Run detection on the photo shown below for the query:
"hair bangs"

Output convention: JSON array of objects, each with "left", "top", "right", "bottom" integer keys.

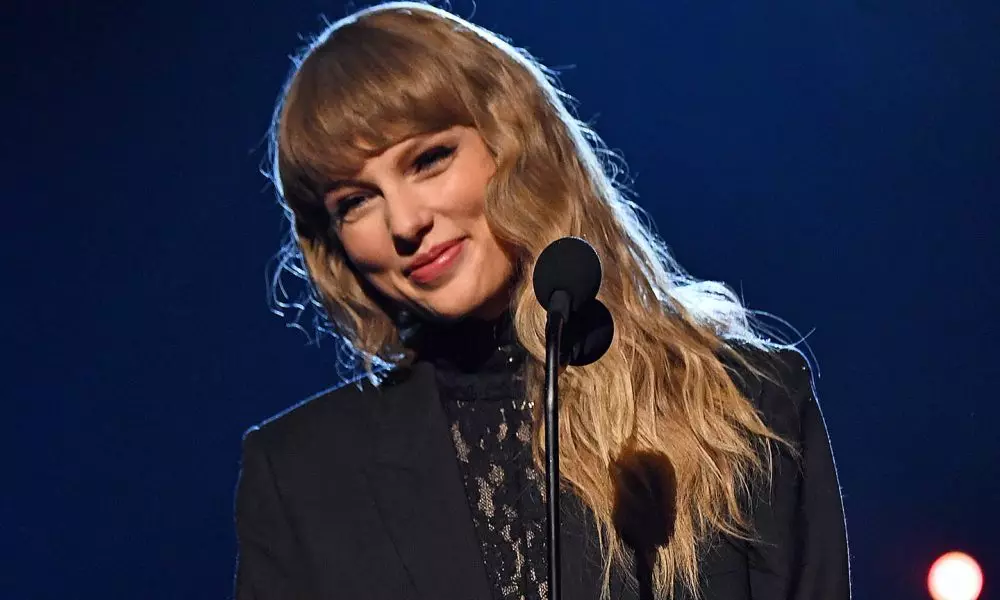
[{"left": 278, "top": 20, "right": 478, "bottom": 210}]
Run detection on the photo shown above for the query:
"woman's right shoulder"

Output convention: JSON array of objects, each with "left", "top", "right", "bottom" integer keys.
[{"left": 240, "top": 365, "right": 413, "bottom": 462}]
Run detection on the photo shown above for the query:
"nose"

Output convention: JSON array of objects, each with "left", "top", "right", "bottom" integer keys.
[{"left": 384, "top": 185, "right": 433, "bottom": 255}]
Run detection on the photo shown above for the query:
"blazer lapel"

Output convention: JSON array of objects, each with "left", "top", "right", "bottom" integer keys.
[
  {"left": 364, "top": 361, "right": 640, "bottom": 600},
  {"left": 365, "top": 361, "right": 493, "bottom": 600}
]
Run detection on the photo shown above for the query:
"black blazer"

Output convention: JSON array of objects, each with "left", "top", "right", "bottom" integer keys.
[{"left": 233, "top": 348, "right": 850, "bottom": 599}]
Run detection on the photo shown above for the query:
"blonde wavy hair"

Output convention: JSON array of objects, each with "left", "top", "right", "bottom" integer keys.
[{"left": 267, "top": 2, "right": 800, "bottom": 597}]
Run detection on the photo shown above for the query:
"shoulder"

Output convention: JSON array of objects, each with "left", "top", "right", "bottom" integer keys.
[
  {"left": 240, "top": 366, "right": 410, "bottom": 462},
  {"left": 719, "top": 343, "right": 818, "bottom": 441}
]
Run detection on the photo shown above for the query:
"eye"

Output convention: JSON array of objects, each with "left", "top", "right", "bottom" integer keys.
[
  {"left": 413, "top": 145, "right": 456, "bottom": 173},
  {"left": 331, "top": 193, "right": 370, "bottom": 224}
]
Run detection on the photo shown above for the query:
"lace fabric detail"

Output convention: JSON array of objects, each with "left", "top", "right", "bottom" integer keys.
[{"left": 436, "top": 361, "right": 549, "bottom": 600}]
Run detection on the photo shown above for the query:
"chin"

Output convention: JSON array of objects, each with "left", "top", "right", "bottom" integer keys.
[
  {"left": 420, "top": 278, "right": 507, "bottom": 323},
  {"left": 422, "top": 294, "right": 488, "bottom": 322},
  {"left": 402, "top": 247, "right": 514, "bottom": 322}
]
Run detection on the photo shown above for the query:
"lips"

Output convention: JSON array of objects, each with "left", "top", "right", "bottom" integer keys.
[
  {"left": 405, "top": 239, "right": 463, "bottom": 276},
  {"left": 406, "top": 238, "right": 466, "bottom": 284}
]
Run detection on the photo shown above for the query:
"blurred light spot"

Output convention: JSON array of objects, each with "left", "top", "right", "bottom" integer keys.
[{"left": 928, "top": 551, "right": 983, "bottom": 600}]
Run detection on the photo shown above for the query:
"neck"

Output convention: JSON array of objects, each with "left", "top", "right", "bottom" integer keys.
[{"left": 408, "top": 309, "right": 524, "bottom": 373}]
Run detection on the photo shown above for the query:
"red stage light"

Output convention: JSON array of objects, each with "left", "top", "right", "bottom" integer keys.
[{"left": 928, "top": 551, "right": 983, "bottom": 600}]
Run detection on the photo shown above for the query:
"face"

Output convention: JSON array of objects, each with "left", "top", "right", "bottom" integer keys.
[{"left": 324, "top": 126, "right": 516, "bottom": 323}]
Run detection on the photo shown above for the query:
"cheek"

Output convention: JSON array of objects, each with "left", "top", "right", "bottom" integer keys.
[
  {"left": 338, "top": 224, "right": 393, "bottom": 273},
  {"left": 441, "top": 159, "right": 494, "bottom": 217}
]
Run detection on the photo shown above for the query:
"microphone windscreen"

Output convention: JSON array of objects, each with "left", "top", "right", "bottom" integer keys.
[
  {"left": 532, "top": 237, "right": 602, "bottom": 312},
  {"left": 561, "top": 298, "right": 614, "bottom": 366}
]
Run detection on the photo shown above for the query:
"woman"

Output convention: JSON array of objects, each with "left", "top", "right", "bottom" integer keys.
[{"left": 234, "top": 2, "right": 851, "bottom": 599}]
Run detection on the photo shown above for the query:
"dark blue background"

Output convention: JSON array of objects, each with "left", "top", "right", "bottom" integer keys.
[{"left": 5, "top": 1, "right": 998, "bottom": 597}]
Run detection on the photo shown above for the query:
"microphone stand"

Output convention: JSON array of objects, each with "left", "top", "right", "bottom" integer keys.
[{"left": 543, "top": 289, "right": 571, "bottom": 600}]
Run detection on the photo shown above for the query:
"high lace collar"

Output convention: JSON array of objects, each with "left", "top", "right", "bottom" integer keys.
[{"left": 407, "top": 310, "right": 527, "bottom": 374}]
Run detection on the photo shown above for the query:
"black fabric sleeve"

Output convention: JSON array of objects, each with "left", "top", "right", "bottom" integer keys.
[
  {"left": 748, "top": 350, "right": 852, "bottom": 599},
  {"left": 233, "top": 429, "right": 304, "bottom": 600}
]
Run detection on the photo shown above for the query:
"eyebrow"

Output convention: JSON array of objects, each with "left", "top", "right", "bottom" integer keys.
[{"left": 323, "top": 133, "right": 443, "bottom": 196}]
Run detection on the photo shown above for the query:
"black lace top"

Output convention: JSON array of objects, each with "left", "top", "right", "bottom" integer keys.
[{"left": 413, "top": 312, "right": 549, "bottom": 600}]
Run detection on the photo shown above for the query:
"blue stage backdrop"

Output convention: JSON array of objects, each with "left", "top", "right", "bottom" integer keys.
[{"left": 4, "top": 0, "right": 998, "bottom": 597}]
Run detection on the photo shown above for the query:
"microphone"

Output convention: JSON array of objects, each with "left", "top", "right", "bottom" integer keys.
[
  {"left": 534, "top": 238, "right": 666, "bottom": 600},
  {"left": 532, "top": 237, "right": 614, "bottom": 366},
  {"left": 532, "top": 236, "right": 602, "bottom": 319},
  {"left": 531, "top": 237, "right": 614, "bottom": 600}
]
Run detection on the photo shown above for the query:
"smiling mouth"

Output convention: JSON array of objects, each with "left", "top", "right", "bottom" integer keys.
[{"left": 406, "top": 239, "right": 467, "bottom": 284}]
